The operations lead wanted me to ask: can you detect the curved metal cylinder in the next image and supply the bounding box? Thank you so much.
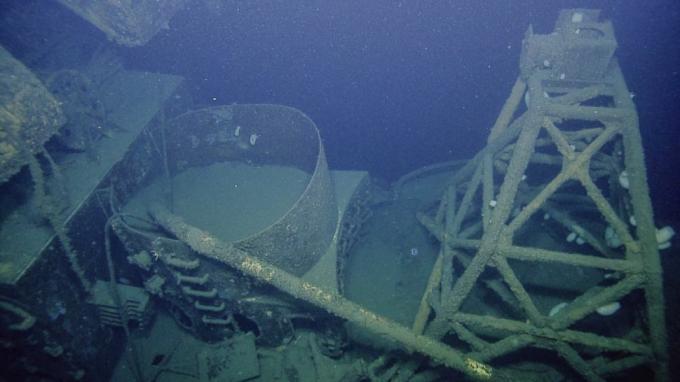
[164,104,337,275]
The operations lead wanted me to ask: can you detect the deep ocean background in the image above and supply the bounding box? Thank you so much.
[120,0,680,224]
[0,1,679,379]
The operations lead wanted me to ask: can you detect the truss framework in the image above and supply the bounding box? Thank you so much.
[414,58,668,381]
[140,9,668,382]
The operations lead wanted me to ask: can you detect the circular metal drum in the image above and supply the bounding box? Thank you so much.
[154,104,337,276]
[116,104,338,344]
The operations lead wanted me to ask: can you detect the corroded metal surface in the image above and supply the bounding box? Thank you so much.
[57,0,188,46]
[162,105,338,276]
[0,46,64,184]
[149,202,496,381]
[415,9,667,381]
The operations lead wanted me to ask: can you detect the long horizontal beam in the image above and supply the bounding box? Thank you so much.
[149,203,495,381]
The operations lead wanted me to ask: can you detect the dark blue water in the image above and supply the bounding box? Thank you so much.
[1,1,679,379]
[118,0,680,222]
[3,0,675,219]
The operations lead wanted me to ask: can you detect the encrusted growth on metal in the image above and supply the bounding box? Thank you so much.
[415,9,667,382]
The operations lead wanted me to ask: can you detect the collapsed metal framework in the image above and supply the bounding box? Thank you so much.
[414,9,668,382]
[131,9,668,382]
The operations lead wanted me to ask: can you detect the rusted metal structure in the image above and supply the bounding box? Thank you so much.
[113,9,668,381]
[161,105,339,277]
[3,4,666,380]
[112,104,494,380]
[112,104,342,345]
[0,41,184,378]
[57,0,188,46]
[414,9,668,381]
[0,46,65,184]
[150,203,494,380]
